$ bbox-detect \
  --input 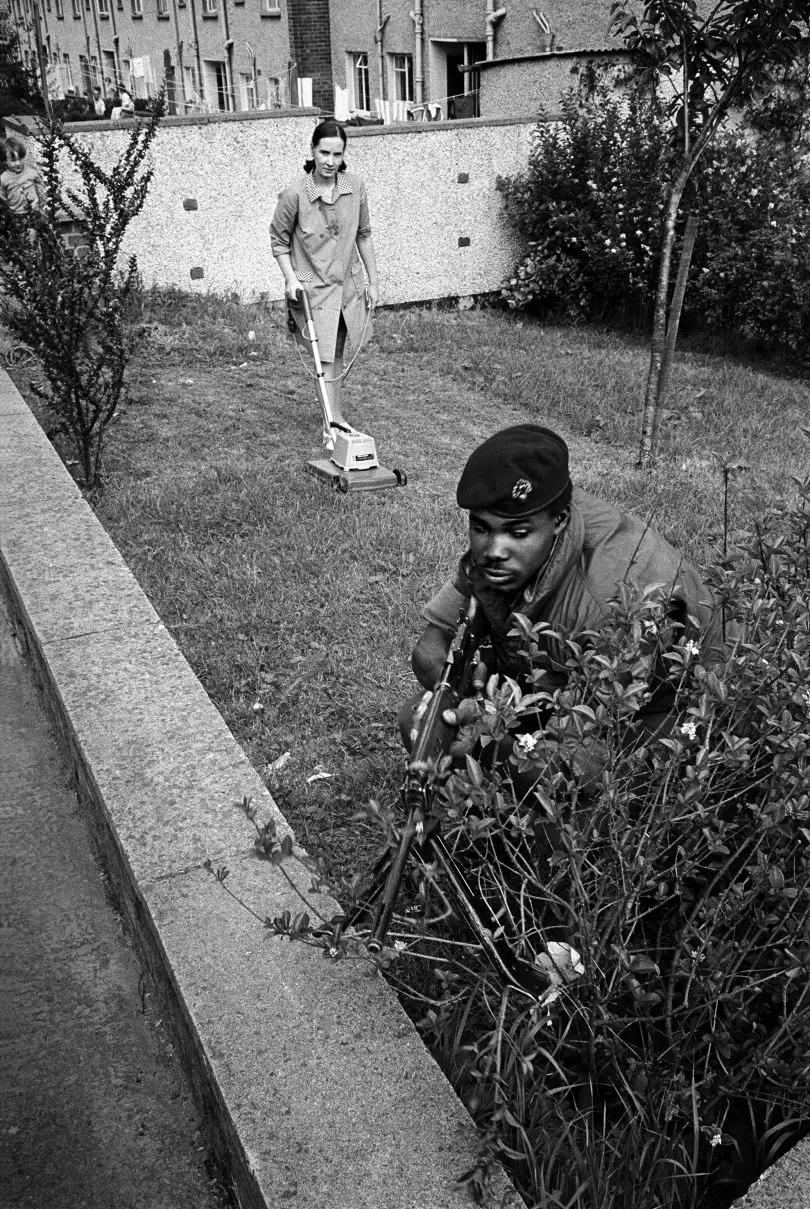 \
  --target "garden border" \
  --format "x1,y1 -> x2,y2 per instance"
0,365 -> 522,1209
